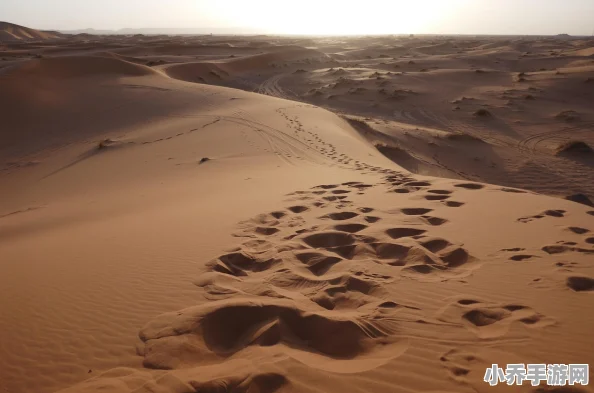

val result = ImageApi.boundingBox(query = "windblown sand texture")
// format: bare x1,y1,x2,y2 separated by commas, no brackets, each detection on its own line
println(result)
1,28,593,393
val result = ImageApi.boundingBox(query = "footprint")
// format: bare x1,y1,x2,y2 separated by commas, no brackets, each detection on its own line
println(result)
440,247,472,267
500,187,527,193
566,276,594,292
334,223,368,233
323,196,341,202
322,212,359,221
567,227,589,235
386,227,427,239
404,181,432,187
444,201,465,207
295,251,343,276
454,183,484,190
509,254,537,261
420,238,453,253
438,299,554,339
427,190,452,195
457,299,480,305
255,227,281,236
242,239,275,253
519,210,567,223
425,195,450,201
463,308,508,327
139,298,403,370
212,252,279,277
392,188,411,194
288,206,309,213
270,211,287,219
350,184,373,190
372,243,414,261
302,231,356,248
401,208,433,216
544,209,566,218
364,216,382,223
585,237,594,244
422,216,449,226
542,245,594,255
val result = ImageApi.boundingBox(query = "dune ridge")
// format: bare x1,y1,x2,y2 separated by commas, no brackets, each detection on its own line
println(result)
0,21,62,41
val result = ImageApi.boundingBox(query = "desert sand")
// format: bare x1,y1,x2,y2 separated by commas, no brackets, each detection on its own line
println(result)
1,23,593,393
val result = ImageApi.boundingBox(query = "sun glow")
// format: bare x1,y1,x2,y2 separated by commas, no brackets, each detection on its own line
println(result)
207,0,455,35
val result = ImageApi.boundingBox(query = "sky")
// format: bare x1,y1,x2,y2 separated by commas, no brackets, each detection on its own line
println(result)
1,0,593,36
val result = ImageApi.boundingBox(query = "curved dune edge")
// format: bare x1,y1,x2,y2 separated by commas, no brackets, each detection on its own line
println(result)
1,55,158,79
161,46,330,84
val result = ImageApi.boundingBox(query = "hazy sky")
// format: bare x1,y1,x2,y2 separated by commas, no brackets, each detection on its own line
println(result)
2,0,594,35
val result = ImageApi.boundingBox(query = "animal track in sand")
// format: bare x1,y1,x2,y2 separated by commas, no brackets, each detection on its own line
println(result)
444,201,465,207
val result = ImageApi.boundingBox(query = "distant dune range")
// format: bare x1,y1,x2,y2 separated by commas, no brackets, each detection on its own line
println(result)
1,27,594,393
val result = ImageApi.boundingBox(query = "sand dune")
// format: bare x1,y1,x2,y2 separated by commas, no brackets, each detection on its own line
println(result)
0,21,62,41
1,32,594,393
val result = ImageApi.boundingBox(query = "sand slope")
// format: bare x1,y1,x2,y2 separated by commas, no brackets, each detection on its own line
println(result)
0,21,61,41
0,46,593,393
158,35,594,200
